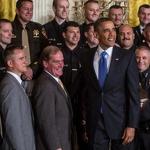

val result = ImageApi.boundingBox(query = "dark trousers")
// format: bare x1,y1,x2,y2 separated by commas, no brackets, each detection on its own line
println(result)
136,131,150,150
89,115,135,150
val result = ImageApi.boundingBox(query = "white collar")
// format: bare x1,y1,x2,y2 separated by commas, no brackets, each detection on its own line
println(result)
7,71,22,84
44,70,59,82
97,45,113,56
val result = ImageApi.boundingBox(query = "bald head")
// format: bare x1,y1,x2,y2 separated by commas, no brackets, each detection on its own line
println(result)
118,24,135,49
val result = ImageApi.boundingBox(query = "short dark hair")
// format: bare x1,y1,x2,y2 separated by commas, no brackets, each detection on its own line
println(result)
0,19,11,28
52,0,69,8
138,4,150,14
84,0,99,7
16,0,33,9
40,45,61,62
109,5,123,11
135,45,150,54
4,45,24,66
63,21,80,33
84,23,94,33
94,18,113,32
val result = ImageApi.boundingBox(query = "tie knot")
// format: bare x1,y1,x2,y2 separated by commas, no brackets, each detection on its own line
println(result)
101,51,107,58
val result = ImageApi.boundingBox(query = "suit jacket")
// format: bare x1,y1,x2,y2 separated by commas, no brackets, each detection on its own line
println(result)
0,73,35,150
81,46,140,141
133,25,145,46
32,71,73,150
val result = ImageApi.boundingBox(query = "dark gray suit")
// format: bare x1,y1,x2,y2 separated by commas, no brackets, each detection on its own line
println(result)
0,73,35,150
32,71,73,150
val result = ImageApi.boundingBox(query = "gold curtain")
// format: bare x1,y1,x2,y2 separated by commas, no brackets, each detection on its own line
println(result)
0,0,16,21
129,0,150,27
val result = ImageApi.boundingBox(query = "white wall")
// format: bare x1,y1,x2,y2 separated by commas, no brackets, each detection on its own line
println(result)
32,0,75,24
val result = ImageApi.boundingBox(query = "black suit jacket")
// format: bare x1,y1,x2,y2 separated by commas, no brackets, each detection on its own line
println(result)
133,25,145,46
81,46,140,141
32,71,73,150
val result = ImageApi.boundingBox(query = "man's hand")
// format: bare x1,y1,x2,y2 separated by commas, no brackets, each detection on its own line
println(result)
122,127,135,145
22,67,33,80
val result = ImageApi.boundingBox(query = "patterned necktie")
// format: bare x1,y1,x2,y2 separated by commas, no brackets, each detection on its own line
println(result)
98,51,108,88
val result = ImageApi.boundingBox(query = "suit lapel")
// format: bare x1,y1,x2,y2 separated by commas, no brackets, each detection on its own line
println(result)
43,72,72,113
104,46,122,89
88,47,101,91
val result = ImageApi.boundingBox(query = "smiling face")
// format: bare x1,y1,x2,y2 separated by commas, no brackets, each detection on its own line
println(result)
16,1,33,24
84,2,101,23
43,50,64,78
138,7,150,26
96,20,116,49
53,0,69,20
118,25,135,49
109,8,123,28
63,26,80,48
136,48,150,72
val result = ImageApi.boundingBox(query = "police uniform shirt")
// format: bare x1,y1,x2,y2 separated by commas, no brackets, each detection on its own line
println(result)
11,16,49,78
139,68,150,122
43,19,67,47
60,44,83,98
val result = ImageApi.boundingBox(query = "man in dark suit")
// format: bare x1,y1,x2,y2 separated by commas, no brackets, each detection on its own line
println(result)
133,4,150,46
81,18,140,150
32,46,73,150
0,45,35,150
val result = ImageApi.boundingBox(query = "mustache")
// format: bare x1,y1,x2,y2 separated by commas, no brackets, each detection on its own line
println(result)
122,38,130,40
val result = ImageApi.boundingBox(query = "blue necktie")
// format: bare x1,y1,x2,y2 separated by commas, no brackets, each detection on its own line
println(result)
98,51,108,88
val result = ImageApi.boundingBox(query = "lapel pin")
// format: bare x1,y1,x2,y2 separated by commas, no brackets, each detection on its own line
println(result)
115,58,119,61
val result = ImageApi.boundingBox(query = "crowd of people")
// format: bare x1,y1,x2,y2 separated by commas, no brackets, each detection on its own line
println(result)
0,0,150,150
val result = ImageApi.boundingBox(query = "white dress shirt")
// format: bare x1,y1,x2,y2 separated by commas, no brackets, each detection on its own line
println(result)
93,46,113,79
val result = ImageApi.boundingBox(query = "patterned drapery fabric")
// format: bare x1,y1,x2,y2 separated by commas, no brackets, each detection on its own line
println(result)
0,0,16,21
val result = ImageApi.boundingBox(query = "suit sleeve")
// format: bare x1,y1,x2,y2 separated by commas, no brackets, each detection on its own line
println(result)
127,52,140,128
0,87,30,150
32,83,61,150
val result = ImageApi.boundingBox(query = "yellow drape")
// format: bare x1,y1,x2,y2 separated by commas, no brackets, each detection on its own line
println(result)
0,0,16,21
129,0,150,27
